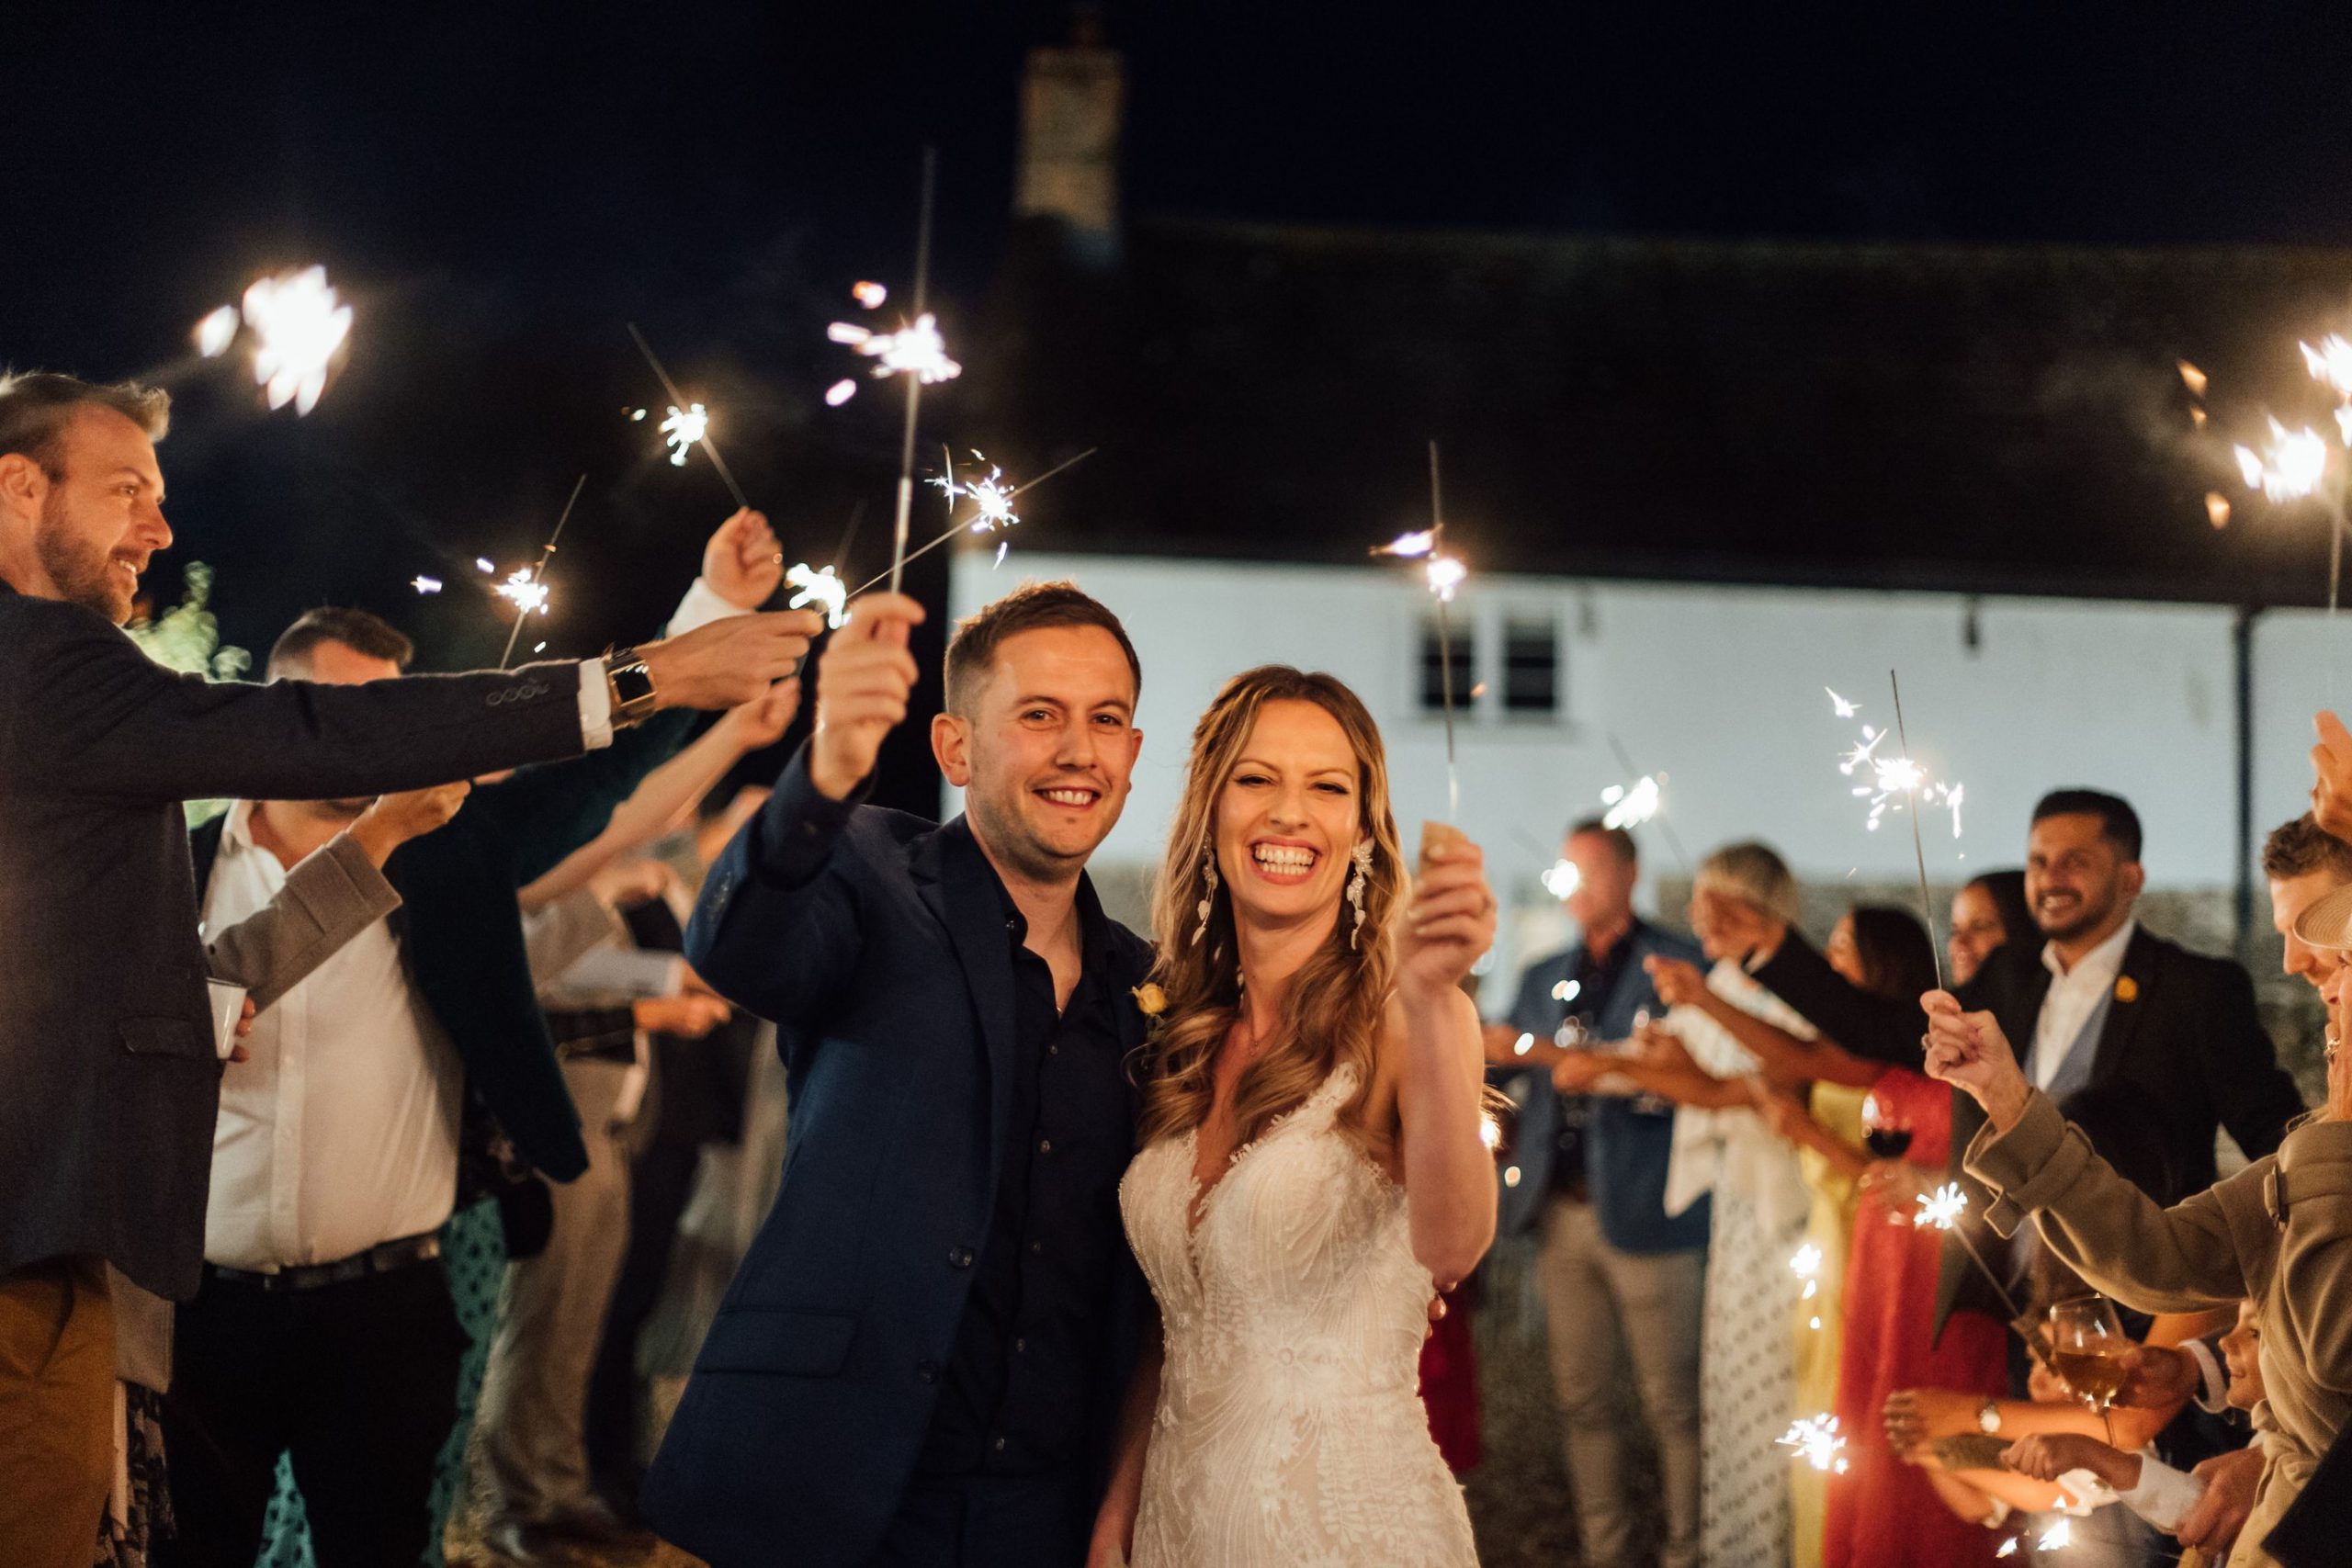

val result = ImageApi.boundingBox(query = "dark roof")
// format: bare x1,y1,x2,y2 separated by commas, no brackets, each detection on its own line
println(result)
967,215,2352,605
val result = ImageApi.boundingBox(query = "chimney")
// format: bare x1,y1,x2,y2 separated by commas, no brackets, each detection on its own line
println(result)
1015,9,1124,261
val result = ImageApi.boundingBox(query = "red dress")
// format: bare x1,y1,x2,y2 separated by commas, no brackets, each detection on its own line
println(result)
1417,1283,1481,1472
1821,1066,2007,1568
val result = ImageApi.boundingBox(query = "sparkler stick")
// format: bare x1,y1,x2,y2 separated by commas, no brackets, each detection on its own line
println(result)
1910,1182,2024,1320
845,446,1098,598
1887,669,1946,992
1430,441,1460,820
626,322,752,510
498,474,587,670
887,148,939,596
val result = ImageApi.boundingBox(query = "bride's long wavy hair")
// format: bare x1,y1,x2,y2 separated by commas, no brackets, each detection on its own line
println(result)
1136,666,1407,1156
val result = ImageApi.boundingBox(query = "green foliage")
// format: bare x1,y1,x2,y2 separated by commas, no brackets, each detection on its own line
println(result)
127,562,250,827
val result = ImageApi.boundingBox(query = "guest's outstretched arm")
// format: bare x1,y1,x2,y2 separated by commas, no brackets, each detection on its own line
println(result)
1926,993,2252,1314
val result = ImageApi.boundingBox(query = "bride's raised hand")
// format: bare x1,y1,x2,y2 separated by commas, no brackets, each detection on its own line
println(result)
1397,830,1497,1001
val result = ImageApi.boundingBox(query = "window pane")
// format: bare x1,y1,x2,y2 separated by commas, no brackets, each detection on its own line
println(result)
1504,617,1557,714
1419,618,1474,712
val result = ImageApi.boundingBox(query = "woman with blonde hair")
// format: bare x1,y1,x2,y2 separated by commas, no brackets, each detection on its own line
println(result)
1090,666,1498,1568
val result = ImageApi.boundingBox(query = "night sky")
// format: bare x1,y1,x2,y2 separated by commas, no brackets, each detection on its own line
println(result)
9,1,2352,678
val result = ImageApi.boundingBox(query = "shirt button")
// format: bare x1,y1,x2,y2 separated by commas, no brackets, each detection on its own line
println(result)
1005,918,1019,933
1038,1138,1053,1154
1015,1337,1028,1354
992,1437,1008,1453
1029,1240,1044,1256
947,1246,975,1269
1047,1043,1059,1056
917,1360,940,1383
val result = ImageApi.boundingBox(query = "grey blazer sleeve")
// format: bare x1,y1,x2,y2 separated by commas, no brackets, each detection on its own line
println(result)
203,832,401,1011
523,886,630,991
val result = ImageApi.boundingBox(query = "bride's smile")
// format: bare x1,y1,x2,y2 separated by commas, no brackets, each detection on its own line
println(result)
1216,698,1362,928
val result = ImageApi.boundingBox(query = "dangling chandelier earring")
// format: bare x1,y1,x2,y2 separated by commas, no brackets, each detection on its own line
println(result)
1193,845,1219,946
1347,840,1374,950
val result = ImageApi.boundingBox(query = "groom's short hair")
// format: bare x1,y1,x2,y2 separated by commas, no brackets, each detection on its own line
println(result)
944,581,1141,718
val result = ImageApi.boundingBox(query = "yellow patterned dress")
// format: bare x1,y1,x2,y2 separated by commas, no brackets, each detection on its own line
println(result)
1791,1083,1869,1568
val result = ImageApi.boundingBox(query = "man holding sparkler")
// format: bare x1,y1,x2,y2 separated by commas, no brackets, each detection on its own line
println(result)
1702,791,2303,1337
642,582,1159,1568
0,371,817,1568
1484,819,1707,1568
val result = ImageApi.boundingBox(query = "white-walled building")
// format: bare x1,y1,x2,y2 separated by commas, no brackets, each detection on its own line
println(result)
949,548,2336,989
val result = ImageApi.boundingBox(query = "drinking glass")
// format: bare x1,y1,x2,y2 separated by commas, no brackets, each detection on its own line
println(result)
2046,1295,2132,1440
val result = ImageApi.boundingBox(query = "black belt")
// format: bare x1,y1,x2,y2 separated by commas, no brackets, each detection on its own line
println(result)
205,1232,442,1292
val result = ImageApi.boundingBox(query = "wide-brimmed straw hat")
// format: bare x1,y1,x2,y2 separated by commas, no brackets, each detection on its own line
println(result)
2293,883,2352,951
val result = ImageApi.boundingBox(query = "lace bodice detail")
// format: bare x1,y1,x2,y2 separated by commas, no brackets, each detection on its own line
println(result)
1118,1066,1478,1566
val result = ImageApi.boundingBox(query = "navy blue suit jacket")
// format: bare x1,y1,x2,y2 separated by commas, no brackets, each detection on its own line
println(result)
643,749,1155,1568
1494,920,1710,1254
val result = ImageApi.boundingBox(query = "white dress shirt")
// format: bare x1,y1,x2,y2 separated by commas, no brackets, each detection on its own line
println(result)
203,799,467,1269
200,579,742,1269
2031,918,2137,1090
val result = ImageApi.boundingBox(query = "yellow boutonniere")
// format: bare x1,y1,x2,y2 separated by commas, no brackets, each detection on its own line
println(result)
1132,983,1169,1018
2113,976,2139,1004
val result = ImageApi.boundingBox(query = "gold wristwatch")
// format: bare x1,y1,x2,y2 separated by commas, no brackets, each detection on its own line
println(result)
1976,1399,2002,1435
603,647,658,729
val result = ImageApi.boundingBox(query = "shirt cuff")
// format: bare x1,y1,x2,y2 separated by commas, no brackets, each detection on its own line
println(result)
575,660,614,751
667,574,744,637
2185,1337,2232,1415
2116,1457,2204,1534
2053,1467,2119,1514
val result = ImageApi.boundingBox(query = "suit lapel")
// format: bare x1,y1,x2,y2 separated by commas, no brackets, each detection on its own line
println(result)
2086,927,2154,1088
912,820,1021,1183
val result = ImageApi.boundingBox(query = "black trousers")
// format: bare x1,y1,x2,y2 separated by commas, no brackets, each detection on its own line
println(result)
583,1127,702,1499
158,1257,467,1568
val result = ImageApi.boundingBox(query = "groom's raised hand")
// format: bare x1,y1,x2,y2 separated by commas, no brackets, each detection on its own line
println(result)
808,592,925,800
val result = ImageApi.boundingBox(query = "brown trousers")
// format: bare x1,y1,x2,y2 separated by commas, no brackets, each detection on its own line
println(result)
0,1257,115,1568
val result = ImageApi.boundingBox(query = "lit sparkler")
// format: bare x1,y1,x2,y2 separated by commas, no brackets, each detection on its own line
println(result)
661,403,709,467
852,280,888,309
1372,445,1468,818
494,474,587,669
785,562,849,629
1541,859,1581,899
1791,1242,1825,1331
1912,1183,1970,1232
626,324,752,509
1600,775,1663,830
930,450,1020,532
2233,418,2329,503
214,265,353,415
843,446,1098,598
1777,1416,1849,1475
411,575,443,595
2036,1519,2073,1551
1830,675,1962,990
828,314,962,389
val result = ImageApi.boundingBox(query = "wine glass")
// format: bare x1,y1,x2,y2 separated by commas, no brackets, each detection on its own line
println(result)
1860,1091,1925,1221
2046,1295,2132,1441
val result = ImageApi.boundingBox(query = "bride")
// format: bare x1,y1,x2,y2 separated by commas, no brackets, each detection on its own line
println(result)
1091,666,1498,1567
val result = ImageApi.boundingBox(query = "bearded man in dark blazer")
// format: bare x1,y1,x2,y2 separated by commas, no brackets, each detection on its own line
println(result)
0,371,814,1568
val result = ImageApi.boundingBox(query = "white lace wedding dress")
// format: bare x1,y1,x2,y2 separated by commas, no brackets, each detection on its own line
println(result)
1118,1064,1480,1567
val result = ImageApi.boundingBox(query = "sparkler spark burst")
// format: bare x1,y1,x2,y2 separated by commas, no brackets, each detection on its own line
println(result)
195,306,241,359
494,569,549,617
1541,859,1582,899
661,403,709,468
784,562,849,629
824,379,858,407
852,280,888,310
2037,1519,2073,1551
2206,491,2233,528
1778,1416,1850,1475
410,576,442,595
1913,1182,1970,1232
825,312,962,398
1373,530,1437,558
1601,774,1664,830
237,266,353,415
929,453,1021,532
1832,694,1965,838
1426,556,1468,602
2233,418,2329,503
2302,335,2352,398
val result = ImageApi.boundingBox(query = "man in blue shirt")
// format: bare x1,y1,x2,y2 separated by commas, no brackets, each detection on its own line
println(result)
1489,818,1705,1568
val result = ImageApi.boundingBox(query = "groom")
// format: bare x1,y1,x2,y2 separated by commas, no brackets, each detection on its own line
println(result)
643,582,1157,1568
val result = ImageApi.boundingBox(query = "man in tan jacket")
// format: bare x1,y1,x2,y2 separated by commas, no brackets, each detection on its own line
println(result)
1921,907,2352,1568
